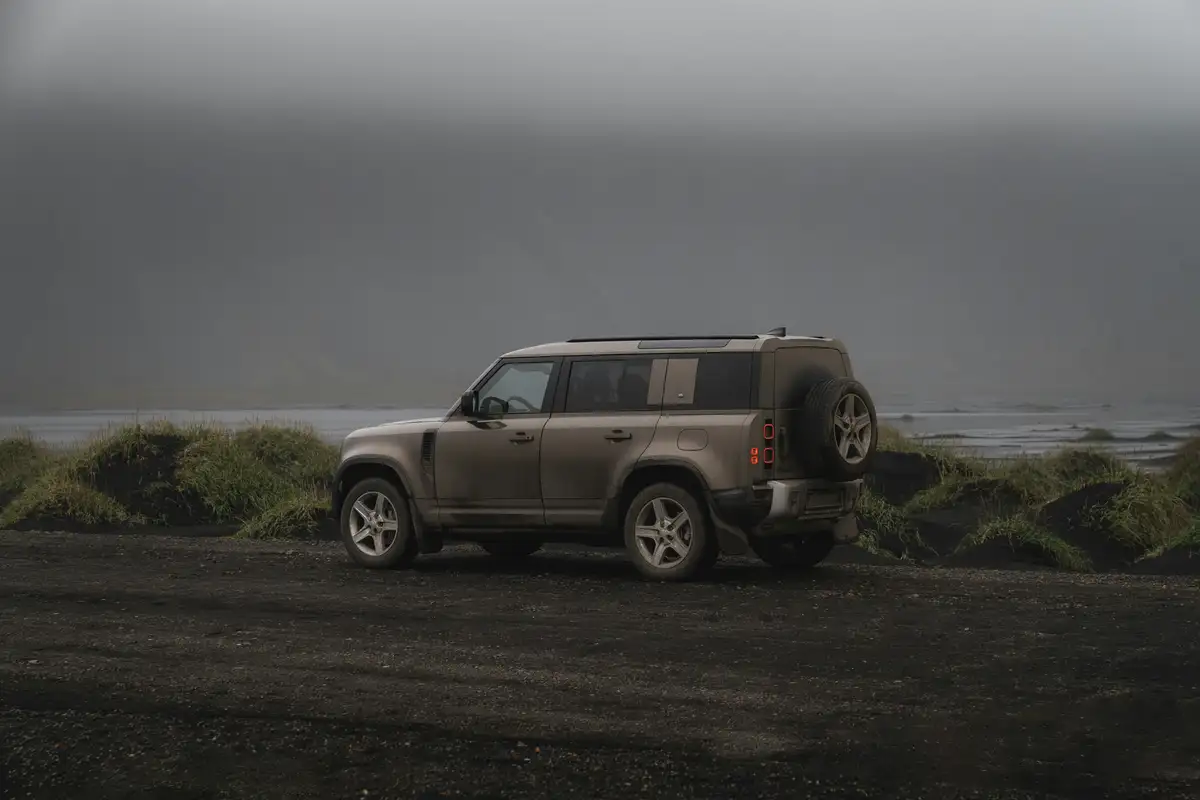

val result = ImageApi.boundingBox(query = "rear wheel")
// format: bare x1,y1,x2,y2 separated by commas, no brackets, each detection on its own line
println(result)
623,482,718,582
339,477,419,570
479,540,543,558
752,530,835,571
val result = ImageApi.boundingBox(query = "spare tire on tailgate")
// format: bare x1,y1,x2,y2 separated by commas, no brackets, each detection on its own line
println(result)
797,378,878,481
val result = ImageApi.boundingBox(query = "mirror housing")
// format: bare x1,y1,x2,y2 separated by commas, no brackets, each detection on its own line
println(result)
459,390,478,417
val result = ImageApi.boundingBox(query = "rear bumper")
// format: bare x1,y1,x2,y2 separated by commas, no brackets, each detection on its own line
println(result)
710,478,863,541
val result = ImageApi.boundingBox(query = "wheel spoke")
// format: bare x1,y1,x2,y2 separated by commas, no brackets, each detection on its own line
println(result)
651,498,670,525
379,519,398,533
635,525,659,543
374,493,388,514
666,535,689,558
352,500,372,521
650,540,668,566
352,527,373,543
838,433,852,457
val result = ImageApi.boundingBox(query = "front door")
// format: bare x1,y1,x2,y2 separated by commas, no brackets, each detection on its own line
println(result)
435,358,559,528
541,356,665,528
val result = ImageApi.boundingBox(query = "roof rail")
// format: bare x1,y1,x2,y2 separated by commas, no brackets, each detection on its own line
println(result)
564,334,761,343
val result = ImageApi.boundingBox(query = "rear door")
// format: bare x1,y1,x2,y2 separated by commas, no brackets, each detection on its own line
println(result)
771,345,848,479
539,356,663,528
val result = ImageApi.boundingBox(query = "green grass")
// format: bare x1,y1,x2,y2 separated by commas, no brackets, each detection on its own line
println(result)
0,421,336,532
1166,436,1200,510
872,424,1191,567
0,433,55,502
237,486,331,540
902,447,1135,515
0,471,139,529
958,515,1093,572
1082,473,1192,552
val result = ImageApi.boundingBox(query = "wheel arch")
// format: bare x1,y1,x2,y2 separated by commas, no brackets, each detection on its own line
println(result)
332,456,415,519
609,458,712,530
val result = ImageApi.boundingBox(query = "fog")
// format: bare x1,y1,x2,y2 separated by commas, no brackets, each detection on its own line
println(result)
2,1,1199,410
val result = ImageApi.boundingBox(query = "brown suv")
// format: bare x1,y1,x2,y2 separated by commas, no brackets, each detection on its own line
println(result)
331,329,878,581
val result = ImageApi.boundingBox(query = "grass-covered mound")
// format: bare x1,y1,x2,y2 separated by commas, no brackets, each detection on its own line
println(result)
0,422,338,536
864,426,1198,573
0,434,53,511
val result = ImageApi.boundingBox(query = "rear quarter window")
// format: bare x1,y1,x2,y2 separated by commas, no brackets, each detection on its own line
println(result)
663,353,754,411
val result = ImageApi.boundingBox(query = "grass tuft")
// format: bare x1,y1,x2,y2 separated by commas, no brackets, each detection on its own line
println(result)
960,515,1093,572
0,433,57,507
1165,436,1200,510
0,471,137,529
1082,474,1191,552
237,487,332,540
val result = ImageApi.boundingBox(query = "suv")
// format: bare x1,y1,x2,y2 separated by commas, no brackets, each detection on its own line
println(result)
331,329,878,581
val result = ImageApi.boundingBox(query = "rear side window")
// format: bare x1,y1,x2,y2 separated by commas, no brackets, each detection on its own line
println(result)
663,353,754,411
565,358,656,413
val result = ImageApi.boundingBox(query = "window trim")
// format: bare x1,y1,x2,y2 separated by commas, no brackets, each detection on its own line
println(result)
453,356,563,418
551,355,665,415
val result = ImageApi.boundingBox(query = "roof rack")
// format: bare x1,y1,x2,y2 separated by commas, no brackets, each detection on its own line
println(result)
564,334,762,343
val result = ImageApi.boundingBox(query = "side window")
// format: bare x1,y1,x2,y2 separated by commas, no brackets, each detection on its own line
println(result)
565,358,655,413
663,353,753,410
476,361,555,415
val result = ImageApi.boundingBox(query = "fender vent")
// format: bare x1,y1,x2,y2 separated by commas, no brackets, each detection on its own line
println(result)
420,431,436,468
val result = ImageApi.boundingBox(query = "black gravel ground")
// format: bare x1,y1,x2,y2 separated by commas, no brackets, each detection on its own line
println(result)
2,532,1199,800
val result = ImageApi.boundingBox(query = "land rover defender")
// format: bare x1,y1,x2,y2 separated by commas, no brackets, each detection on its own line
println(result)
331,329,877,581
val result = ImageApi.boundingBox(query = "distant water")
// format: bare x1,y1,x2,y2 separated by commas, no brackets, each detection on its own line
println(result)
1,403,1197,464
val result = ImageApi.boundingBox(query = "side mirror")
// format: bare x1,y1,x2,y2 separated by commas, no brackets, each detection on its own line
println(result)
460,390,478,417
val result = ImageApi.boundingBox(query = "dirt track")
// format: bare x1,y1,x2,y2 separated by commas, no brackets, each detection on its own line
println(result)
2,532,1199,799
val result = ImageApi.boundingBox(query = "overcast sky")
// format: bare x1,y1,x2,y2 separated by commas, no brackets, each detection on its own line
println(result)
1,1,1199,409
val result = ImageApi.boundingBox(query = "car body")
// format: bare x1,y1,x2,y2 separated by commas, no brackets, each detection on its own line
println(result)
331,329,878,581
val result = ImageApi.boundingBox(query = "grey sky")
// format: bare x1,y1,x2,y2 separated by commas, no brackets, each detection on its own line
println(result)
1,1,1199,410
6,1,1200,131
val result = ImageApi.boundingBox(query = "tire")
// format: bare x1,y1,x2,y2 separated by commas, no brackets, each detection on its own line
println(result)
751,530,835,571
798,378,878,481
339,477,419,570
623,482,719,582
479,540,543,558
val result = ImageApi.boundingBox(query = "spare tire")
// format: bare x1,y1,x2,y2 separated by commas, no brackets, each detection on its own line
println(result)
797,378,878,481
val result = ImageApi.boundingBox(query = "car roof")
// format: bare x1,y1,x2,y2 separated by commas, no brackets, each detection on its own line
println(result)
501,334,846,359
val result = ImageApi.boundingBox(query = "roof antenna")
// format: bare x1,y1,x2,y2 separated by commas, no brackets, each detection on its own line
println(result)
767,326,787,336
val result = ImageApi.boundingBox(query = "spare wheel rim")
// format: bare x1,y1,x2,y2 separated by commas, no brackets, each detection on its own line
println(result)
833,393,872,465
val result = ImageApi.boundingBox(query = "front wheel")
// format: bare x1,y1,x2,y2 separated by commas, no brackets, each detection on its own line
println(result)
339,477,419,569
479,540,543,558
752,530,835,571
623,482,718,582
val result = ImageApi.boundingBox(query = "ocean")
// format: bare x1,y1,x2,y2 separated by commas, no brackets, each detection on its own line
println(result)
2,402,1197,465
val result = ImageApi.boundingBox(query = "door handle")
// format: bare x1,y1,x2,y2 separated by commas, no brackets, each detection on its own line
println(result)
509,433,534,444
604,430,633,441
